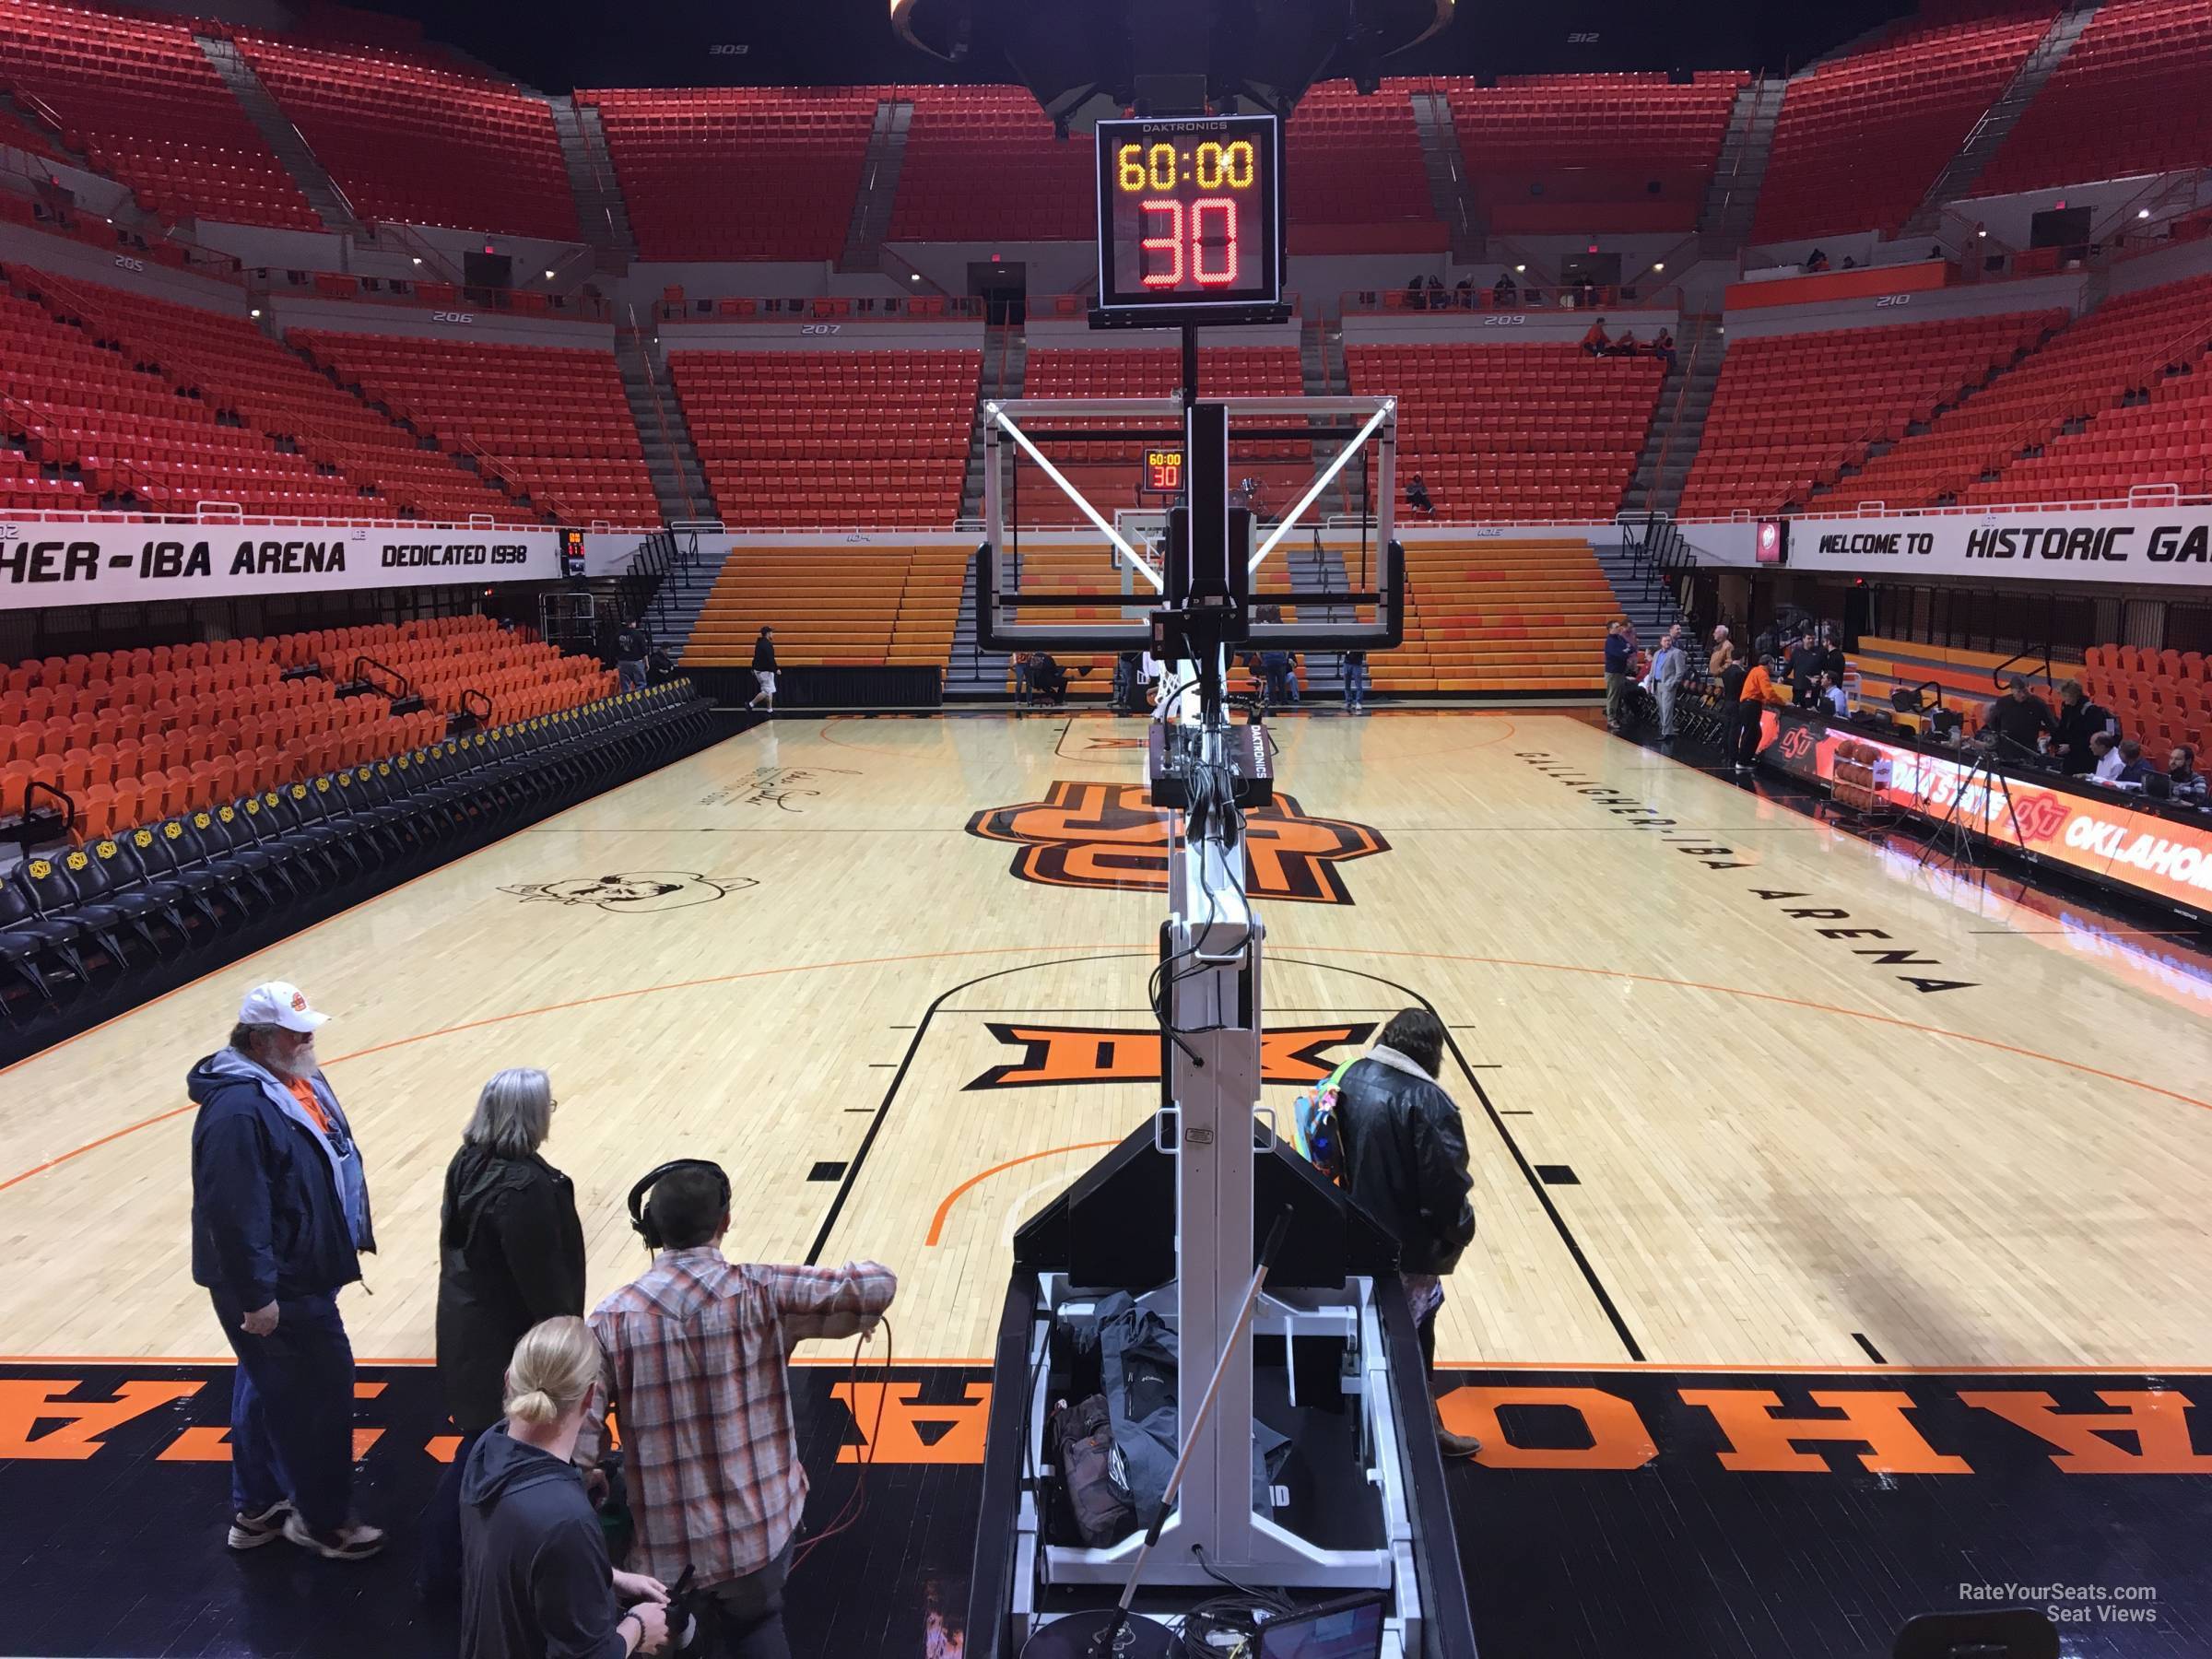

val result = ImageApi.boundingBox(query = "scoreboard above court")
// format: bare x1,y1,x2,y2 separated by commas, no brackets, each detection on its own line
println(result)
1092,112,1286,329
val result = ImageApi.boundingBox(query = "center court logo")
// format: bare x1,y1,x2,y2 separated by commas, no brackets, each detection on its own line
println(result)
498,872,758,912
967,1021,1376,1089
967,780,1388,903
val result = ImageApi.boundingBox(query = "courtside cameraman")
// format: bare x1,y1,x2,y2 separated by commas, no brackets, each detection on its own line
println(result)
582,1163,896,1659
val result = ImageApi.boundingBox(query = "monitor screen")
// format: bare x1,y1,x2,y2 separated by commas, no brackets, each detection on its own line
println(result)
1756,519,1789,565
1255,1594,1387,1659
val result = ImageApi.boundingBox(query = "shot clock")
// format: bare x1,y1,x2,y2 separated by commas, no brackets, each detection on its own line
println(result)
1093,112,1284,324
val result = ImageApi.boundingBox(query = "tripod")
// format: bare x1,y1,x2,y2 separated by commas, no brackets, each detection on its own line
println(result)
1917,739,2026,872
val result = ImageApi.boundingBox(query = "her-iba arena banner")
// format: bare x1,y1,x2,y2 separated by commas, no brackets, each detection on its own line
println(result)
1788,504,2212,587
0,523,565,609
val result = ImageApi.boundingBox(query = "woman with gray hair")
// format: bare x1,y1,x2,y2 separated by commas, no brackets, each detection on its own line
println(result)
421,1067,586,1604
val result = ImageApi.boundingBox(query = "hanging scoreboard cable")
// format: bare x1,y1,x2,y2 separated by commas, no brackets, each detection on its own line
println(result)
1092,112,1287,328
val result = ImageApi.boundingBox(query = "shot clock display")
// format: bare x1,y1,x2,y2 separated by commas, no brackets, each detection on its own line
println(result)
1094,112,1283,320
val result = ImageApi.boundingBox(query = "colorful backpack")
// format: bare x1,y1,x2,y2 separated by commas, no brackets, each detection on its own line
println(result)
1291,1058,1356,1186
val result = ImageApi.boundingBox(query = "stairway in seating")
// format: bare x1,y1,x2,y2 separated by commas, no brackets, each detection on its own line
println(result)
1593,533,1685,644
1900,3,2103,239
635,529,727,659
960,324,1026,522
1699,76,1783,253
614,325,711,524
0,89,88,169
1408,87,1485,262
548,95,637,271
195,33,359,234
840,97,914,272
1626,313,1724,514
1276,538,1355,699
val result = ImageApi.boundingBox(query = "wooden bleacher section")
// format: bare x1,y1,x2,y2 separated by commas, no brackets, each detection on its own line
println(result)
1374,538,1615,693
996,541,1149,693
1848,636,2037,732
682,545,970,669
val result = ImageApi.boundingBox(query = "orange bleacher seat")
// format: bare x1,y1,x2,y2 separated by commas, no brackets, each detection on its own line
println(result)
0,266,530,522
1751,11,2052,244
1016,346,1305,522
289,330,655,525
584,86,879,260
667,347,976,528
888,87,1093,242
1679,308,2059,517
236,33,576,239
1344,340,1663,522
1849,273,2212,508
0,0,319,229
1284,81,1441,252
1441,71,1746,235
1980,0,2212,195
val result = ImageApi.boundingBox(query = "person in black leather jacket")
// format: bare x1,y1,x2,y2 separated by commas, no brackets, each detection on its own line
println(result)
1334,1007,1480,1457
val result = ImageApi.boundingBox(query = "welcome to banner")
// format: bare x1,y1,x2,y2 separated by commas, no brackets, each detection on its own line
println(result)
1785,504,2212,587
0,523,564,610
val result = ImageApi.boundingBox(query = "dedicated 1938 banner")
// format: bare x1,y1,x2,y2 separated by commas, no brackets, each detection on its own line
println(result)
1761,712,2212,914
1787,504,2212,587
0,522,562,610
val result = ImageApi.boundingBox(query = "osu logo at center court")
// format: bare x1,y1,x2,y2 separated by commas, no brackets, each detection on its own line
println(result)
968,780,1388,904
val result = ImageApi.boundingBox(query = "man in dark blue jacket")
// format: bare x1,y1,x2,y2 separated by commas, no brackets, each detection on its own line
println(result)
189,981,382,1560
1603,619,1633,733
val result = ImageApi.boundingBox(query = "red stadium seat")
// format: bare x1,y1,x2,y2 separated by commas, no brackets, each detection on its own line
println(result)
1751,11,2052,244
1981,0,2212,194
1679,309,2060,517
0,0,318,229
288,331,658,525
667,347,978,527
1344,340,1665,522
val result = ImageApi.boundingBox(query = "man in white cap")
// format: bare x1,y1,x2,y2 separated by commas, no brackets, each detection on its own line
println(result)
188,982,382,1560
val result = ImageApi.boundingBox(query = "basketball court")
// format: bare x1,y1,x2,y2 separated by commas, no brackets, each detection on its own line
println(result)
7,708,2206,1371
7,709,2212,1656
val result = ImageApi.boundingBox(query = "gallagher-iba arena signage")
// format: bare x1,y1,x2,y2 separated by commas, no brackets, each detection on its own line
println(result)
1785,503,2212,587
0,524,565,609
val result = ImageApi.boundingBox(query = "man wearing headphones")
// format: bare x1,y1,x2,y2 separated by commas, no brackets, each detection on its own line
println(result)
582,1161,895,1658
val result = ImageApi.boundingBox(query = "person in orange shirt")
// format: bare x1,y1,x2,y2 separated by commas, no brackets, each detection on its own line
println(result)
1734,652,1789,772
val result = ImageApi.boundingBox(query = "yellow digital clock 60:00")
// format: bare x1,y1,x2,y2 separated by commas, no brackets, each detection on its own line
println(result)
1114,139,1257,193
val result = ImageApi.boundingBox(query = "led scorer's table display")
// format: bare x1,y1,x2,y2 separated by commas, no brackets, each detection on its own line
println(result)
1094,112,1283,316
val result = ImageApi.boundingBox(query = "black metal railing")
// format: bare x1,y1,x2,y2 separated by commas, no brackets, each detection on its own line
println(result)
349,655,412,700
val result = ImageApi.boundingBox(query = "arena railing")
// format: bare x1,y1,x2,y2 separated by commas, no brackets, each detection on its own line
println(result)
655,292,987,324
1677,484,2212,525
0,151,247,284
260,265,613,324
1340,282,1680,315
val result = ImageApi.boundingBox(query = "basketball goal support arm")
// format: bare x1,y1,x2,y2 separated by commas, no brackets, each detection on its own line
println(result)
970,540,1406,656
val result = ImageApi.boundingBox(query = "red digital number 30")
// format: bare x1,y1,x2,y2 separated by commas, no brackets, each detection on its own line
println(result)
1139,198,1241,289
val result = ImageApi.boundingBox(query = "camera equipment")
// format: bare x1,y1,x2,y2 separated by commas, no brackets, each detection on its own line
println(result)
652,1568,713,1659
625,1159,731,1250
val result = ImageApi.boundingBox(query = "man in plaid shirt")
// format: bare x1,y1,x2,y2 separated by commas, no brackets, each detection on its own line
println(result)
581,1165,896,1658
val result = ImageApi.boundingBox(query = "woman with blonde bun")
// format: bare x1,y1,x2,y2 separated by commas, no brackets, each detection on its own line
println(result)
460,1317,670,1658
